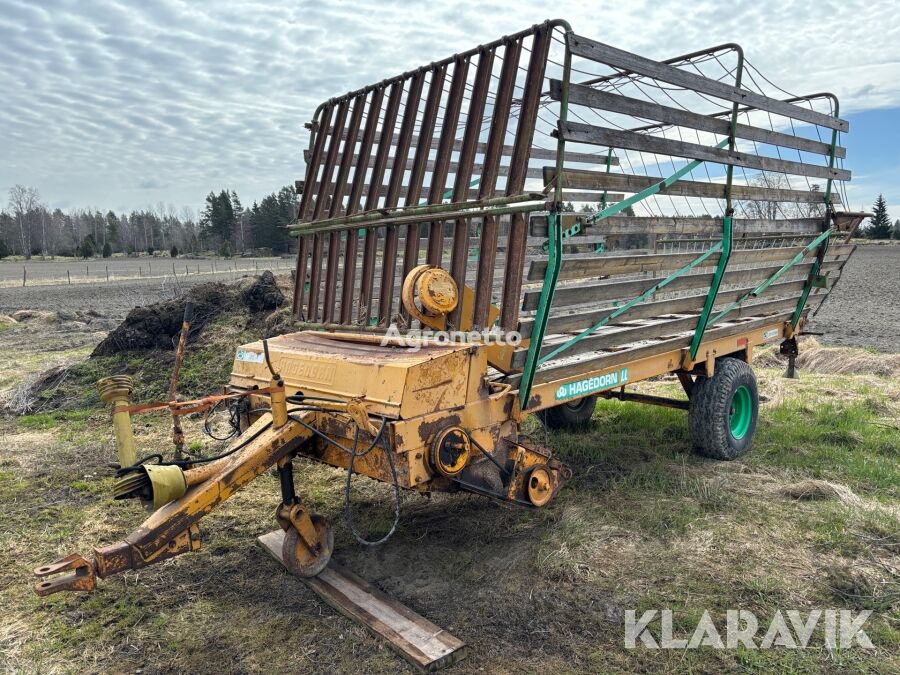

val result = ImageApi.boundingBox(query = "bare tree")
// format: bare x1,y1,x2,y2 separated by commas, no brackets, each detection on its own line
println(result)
8,184,40,259
739,173,826,221
740,173,788,221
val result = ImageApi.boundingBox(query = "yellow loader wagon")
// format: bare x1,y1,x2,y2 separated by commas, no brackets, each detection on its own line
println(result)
35,19,864,596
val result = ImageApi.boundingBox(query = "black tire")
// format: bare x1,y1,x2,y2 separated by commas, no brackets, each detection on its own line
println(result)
688,358,758,460
542,395,598,430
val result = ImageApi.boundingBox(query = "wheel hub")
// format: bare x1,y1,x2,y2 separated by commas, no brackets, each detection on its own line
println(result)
729,385,752,440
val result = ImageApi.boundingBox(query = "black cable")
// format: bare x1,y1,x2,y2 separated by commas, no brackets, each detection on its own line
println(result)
288,411,399,546
203,398,241,441
286,393,348,405
114,453,163,477
343,416,400,547
162,420,273,467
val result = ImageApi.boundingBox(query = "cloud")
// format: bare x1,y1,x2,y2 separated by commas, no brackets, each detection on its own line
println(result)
1,0,898,213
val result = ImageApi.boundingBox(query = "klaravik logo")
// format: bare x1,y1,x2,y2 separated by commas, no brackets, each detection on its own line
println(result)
625,609,874,650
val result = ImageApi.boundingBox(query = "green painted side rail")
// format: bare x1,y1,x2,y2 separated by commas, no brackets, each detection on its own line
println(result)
518,38,572,410
790,224,830,327
793,95,839,328
689,215,732,360
542,219,582,252
537,242,724,365
708,228,832,327
585,138,730,226
519,211,562,409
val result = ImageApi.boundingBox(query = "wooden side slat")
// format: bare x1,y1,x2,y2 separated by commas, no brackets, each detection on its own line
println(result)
546,169,841,204
560,122,851,182
528,242,851,280
512,293,812,368
520,305,824,386
567,32,849,132
521,258,843,310
529,214,827,238
518,277,818,338
553,80,846,158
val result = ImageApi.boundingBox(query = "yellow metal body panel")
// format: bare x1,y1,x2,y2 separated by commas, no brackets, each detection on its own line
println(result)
229,331,477,419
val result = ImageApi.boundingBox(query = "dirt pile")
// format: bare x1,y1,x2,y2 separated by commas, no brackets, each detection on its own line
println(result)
92,271,285,356
779,479,863,506
241,270,285,312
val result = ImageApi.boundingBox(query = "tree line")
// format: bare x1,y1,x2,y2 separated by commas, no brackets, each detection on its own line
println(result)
0,184,298,260
1,182,895,260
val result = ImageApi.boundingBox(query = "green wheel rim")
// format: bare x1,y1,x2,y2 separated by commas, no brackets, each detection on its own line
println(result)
729,385,753,440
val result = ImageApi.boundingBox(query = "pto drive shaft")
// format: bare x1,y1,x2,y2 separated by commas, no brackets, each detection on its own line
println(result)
34,395,317,595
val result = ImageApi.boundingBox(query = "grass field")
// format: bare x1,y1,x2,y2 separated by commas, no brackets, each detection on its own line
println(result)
0,303,897,673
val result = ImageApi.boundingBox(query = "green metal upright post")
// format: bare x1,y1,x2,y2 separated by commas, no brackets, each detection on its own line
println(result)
791,95,840,329
688,48,743,361
519,211,562,409
518,35,571,410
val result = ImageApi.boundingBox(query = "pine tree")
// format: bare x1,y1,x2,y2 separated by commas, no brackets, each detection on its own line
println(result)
866,194,892,239
105,210,119,250
102,241,112,258
200,190,236,247
78,235,95,259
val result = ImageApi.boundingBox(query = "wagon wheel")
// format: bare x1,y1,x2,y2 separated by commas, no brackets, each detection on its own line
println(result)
282,514,334,577
688,357,759,460
541,395,598,430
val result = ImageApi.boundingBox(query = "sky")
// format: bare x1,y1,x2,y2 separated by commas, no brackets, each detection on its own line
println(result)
1,0,898,218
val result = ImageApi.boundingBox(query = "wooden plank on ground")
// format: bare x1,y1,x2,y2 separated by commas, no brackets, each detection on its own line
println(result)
258,530,467,672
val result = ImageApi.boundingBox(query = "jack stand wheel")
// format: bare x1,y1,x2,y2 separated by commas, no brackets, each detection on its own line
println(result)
282,514,334,578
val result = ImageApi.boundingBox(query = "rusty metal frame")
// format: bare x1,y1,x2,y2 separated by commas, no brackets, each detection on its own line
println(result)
290,20,572,331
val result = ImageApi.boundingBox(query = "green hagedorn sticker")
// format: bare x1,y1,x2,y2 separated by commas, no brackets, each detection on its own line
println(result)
555,368,628,401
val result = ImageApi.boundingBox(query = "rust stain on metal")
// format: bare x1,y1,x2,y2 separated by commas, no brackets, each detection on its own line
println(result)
416,414,461,444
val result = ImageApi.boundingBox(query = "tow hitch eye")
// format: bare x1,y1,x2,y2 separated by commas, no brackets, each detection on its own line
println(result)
33,553,97,596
